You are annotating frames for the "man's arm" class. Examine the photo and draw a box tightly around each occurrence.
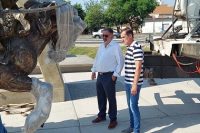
[113,44,124,78]
[131,42,143,95]
[91,45,101,80]
[131,60,142,95]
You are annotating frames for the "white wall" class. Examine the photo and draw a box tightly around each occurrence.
[142,19,188,33]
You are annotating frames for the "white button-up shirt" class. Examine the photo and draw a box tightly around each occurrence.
[91,40,124,77]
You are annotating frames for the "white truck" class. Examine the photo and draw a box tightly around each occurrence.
[151,0,200,59]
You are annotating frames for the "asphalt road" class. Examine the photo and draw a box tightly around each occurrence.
[75,34,151,46]
[75,35,150,48]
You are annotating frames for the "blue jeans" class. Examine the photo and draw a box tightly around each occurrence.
[0,116,7,133]
[125,83,141,133]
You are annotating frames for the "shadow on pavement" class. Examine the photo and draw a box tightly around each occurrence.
[65,80,124,101]
[5,100,200,133]
[65,77,200,101]
[5,78,200,133]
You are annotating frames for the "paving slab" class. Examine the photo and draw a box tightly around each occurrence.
[1,102,79,133]
[37,127,80,133]
[140,78,200,116]
[1,72,200,133]
[141,114,200,133]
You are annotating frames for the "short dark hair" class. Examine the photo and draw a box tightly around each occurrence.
[103,28,113,34]
[121,27,133,37]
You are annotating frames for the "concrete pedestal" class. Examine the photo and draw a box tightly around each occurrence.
[38,45,65,102]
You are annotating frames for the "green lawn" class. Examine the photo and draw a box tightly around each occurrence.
[68,47,98,58]
[68,46,149,59]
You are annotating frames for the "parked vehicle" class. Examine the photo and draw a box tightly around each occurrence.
[92,29,120,38]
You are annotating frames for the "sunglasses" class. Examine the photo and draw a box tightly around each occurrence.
[102,34,109,38]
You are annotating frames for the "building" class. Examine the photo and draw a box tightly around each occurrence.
[156,0,162,5]
[142,4,173,33]
[142,3,188,33]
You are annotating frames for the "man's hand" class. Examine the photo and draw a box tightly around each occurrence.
[131,84,137,95]
[112,75,117,81]
[91,72,96,80]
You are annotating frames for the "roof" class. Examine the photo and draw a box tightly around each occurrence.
[152,4,173,15]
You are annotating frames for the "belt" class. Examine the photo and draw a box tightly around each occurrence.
[98,72,113,75]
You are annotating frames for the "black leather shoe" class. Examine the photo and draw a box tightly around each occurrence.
[108,120,118,129]
[92,117,106,123]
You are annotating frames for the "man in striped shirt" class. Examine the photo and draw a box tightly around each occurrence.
[121,28,144,133]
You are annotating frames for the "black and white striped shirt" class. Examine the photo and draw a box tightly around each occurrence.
[125,41,144,85]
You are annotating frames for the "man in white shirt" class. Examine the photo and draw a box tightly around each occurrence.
[91,28,124,129]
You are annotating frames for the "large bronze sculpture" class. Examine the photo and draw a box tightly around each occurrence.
[0,0,85,132]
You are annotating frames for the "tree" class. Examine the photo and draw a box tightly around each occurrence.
[102,0,126,31]
[102,0,158,32]
[84,0,104,32]
[73,3,86,20]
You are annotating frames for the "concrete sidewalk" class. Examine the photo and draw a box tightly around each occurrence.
[1,72,200,133]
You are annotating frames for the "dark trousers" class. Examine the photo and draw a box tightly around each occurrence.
[96,72,117,121]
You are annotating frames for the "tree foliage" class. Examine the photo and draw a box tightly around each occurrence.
[84,0,158,32]
[84,0,104,31]
[136,0,158,19]
[105,0,157,31]
[102,0,125,26]
[73,3,86,20]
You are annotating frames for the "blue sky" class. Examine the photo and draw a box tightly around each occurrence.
[71,0,88,6]
[71,0,174,6]
[163,0,174,5]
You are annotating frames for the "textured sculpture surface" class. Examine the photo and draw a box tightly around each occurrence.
[0,0,57,91]
[0,0,85,132]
